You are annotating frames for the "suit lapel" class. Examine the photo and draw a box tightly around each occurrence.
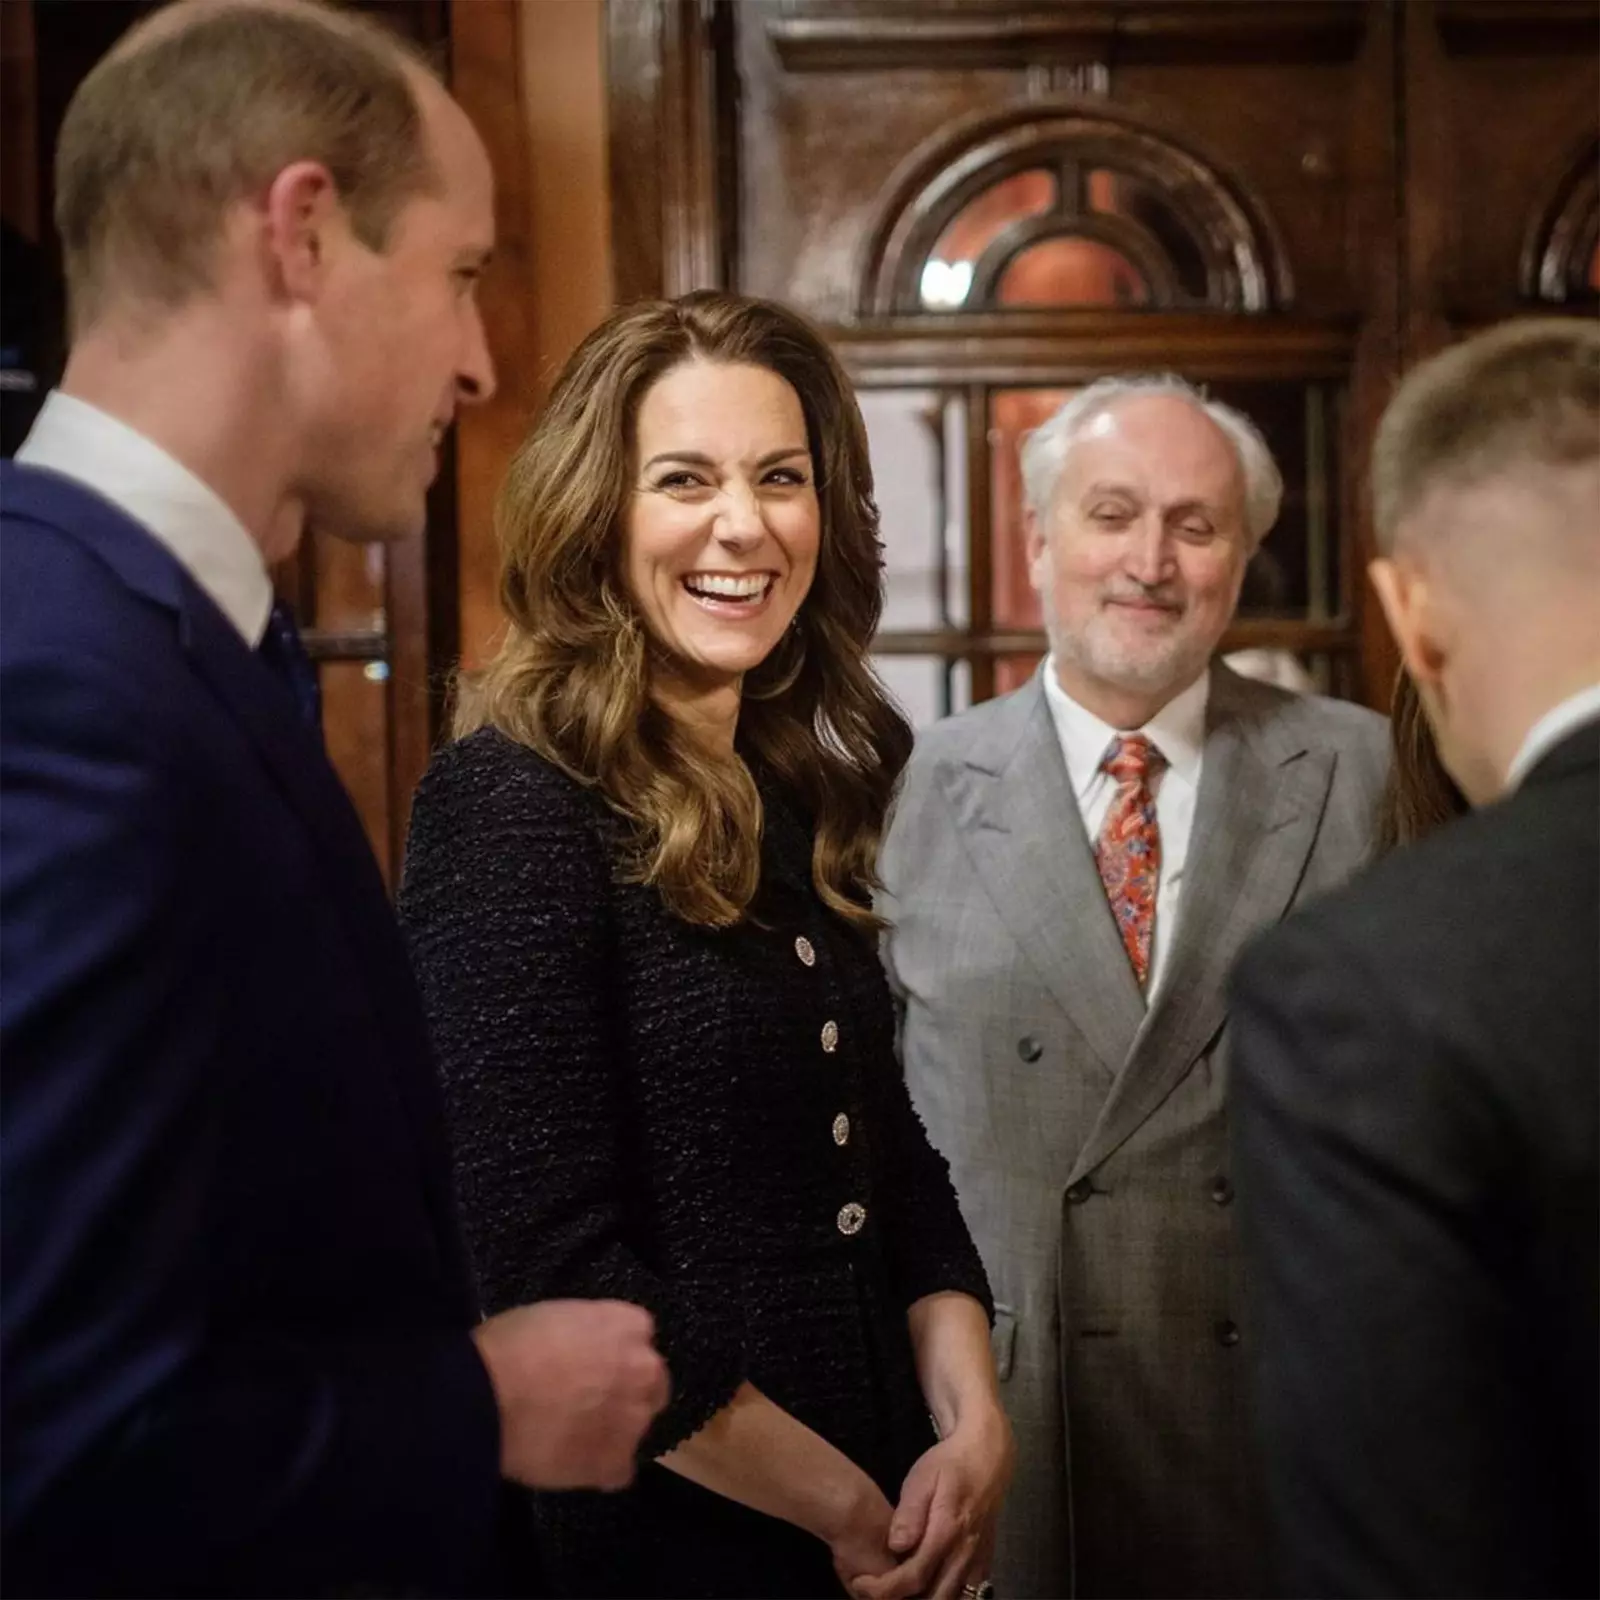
[179,593,472,1291]
[1067,667,1336,1181]
[940,676,1145,1080]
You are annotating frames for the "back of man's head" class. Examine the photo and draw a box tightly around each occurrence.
[56,0,439,333]
[1372,318,1600,567]
[1369,319,1600,802]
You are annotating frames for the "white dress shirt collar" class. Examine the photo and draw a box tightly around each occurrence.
[1041,656,1211,797]
[1505,683,1600,792]
[16,391,275,647]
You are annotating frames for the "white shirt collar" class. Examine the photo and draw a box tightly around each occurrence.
[16,391,275,646]
[1041,655,1210,798]
[1505,683,1600,791]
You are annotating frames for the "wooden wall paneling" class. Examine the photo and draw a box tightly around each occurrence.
[1342,0,1402,707]
[450,0,538,680]
[608,0,668,302]
[606,0,729,302]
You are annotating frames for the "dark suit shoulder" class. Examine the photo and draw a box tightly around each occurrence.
[1237,741,1597,1092]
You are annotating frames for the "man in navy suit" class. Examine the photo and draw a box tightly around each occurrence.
[1231,319,1599,1597]
[1,4,667,1594]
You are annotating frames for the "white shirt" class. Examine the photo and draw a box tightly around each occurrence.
[1505,683,1600,792]
[16,391,274,647]
[1041,657,1209,999]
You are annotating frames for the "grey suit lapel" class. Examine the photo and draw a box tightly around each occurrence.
[939,675,1145,1079]
[1067,667,1336,1180]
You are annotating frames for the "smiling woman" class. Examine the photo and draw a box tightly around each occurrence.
[397,290,1010,1599]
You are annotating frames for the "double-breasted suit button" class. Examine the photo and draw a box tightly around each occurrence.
[837,1202,866,1235]
[795,935,816,967]
[1017,1035,1043,1063]
[821,1020,839,1053]
[1215,1319,1241,1347]
[1209,1176,1234,1206]
[1065,1179,1093,1205]
[832,1113,850,1146]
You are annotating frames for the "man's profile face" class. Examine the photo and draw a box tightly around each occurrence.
[1030,395,1251,717]
[301,76,497,544]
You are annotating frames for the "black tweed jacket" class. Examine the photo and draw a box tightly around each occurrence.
[398,728,992,1600]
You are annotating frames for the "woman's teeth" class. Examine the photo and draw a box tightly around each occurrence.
[684,575,770,599]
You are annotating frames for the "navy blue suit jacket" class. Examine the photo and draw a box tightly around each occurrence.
[1,463,510,1596]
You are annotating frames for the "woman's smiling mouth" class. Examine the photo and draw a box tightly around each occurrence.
[682,572,777,614]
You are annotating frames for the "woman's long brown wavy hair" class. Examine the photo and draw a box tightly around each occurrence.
[455,291,914,930]
[1373,668,1469,854]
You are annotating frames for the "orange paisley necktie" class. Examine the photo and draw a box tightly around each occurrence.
[1094,734,1167,987]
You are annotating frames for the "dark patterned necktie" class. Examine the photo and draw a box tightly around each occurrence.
[258,599,322,731]
[1094,733,1167,987]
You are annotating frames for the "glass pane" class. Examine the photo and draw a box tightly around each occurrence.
[989,387,1074,631]
[1206,380,1342,620]
[996,236,1149,309]
[872,654,967,731]
[1087,168,1209,302]
[922,169,1055,309]
[319,660,391,886]
[857,388,968,630]
[313,533,386,634]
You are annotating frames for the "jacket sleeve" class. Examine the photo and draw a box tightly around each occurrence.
[1230,917,1545,1599]
[863,1037,995,1321]
[398,735,748,1458]
[0,642,501,1598]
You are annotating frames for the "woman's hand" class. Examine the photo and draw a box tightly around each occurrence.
[825,1474,899,1592]
[852,1405,1014,1600]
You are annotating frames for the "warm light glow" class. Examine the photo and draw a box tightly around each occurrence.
[920,258,974,308]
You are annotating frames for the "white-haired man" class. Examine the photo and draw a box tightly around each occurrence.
[878,377,1388,1599]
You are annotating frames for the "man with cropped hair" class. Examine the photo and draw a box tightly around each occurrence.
[1232,319,1600,1598]
[1,3,666,1594]
[879,374,1387,1598]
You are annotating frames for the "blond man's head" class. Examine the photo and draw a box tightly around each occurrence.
[56,0,439,330]
[1368,319,1600,804]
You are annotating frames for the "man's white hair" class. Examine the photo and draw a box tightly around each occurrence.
[1020,374,1284,544]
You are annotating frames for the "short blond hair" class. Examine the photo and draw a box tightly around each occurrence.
[56,0,440,330]
[1371,318,1600,552]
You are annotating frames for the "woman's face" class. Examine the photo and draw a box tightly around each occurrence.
[622,358,821,694]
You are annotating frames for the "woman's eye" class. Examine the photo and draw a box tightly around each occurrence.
[765,468,809,487]
[657,472,705,492]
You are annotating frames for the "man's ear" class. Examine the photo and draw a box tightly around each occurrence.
[1369,554,1449,695]
[260,160,344,303]
[1024,506,1050,593]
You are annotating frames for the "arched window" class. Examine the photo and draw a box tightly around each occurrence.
[861,107,1291,316]
[1522,140,1600,308]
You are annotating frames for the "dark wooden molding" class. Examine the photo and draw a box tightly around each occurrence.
[765,2,1366,73]
[858,103,1292,316]
[833,312,1357,387]
[606,0,731,302]
[1433,1,1599,56]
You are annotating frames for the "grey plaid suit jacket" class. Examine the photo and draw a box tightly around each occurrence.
[879,662,1388,1600]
